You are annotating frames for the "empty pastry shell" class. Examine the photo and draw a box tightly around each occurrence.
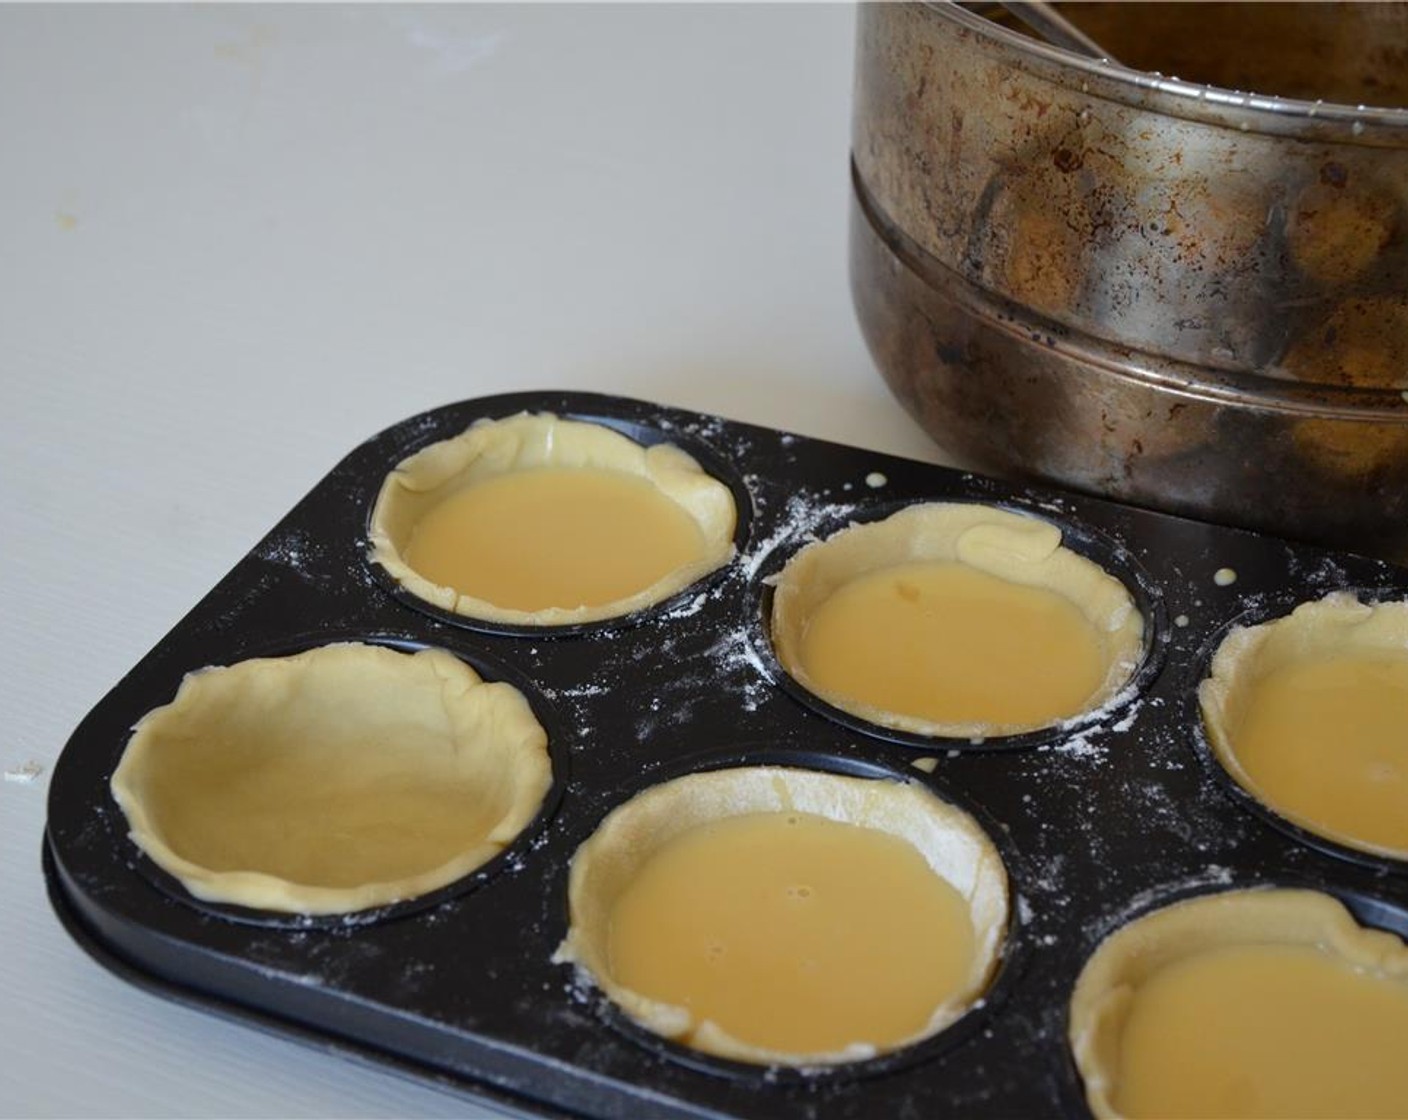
[110,642,552,915]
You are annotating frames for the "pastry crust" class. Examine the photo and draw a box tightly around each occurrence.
[1068,888,1408,1119]
[769,503,1143,737]
[1198,592,1408,860]
[110,643,552,915]
[555,766,1008,1066]
[369,412,737,625]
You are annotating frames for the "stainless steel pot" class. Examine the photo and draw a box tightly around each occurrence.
[851,1,1408,558]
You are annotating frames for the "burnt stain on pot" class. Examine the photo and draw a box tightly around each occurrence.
[1320,161,1350,189]
[1282,295,1408,388]
[1287,175,1400,286]
[949,107,965,174]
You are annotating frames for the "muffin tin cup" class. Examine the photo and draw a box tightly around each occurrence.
[100,631,573,931]
[1057,876,1408,1117]
[1184,591,1408,877]
[364,408,756,640]
[750,498,1169,752]
[44,390,1408,1118]
[556,744,1029,1087]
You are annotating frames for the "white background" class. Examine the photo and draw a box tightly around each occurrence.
[1,5,945,1116]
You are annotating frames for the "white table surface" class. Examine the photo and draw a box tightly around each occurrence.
[1,4,947,1116]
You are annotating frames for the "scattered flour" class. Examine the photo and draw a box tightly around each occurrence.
[3,760,43,784]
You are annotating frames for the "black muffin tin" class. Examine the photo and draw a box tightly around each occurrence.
[45,390,1408,1118]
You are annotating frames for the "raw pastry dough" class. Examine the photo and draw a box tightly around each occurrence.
[110,643,552,915]
[770,504,1143,737]
[1198,592,1408,859]
[1069,888,1408,1119]
[369,413,736,625]
[555,766,1007,1066]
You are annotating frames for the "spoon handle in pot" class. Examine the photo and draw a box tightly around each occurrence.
[996,1,1119,63]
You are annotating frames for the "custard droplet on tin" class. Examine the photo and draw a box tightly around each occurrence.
[1214,568,1238,587]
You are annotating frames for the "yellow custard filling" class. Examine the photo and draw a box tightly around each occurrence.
[605,810,978,1056]
[769,503,1142,738]
[1230,651,1408,855]
[1199,593,1408,859]
[1113,941,1408,1119]
[557,766,1008,1066]
[1070,889,1408,1120]
[404,466,708,613]
[368,412,736,626]
[797,560,1107,729]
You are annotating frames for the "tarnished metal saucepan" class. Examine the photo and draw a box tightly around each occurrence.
[851,1,1408,558]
